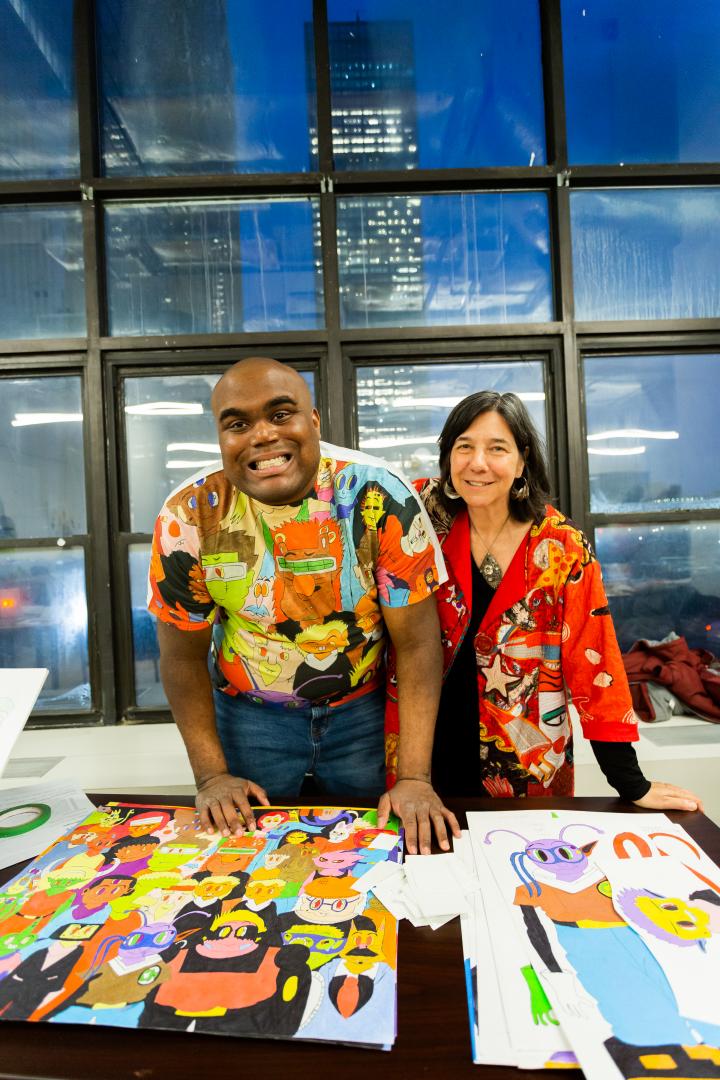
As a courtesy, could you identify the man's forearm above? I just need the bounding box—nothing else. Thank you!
[159,655,228,785]
[393,637,442,780]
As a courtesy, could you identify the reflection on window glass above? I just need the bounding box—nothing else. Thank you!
[563,0,720,165]
[129,544,166,708]
[571,188,720,321]
[97,0,316,175]
[0,0,79,179]
[125,370,315,534]
[0,376,85,538]
[0,548,90,711]
[105,199,323,335]
[0,206,86,339]
[596,522,720,654]
[338,193,552,328]
[357,361,546,477]
[327,0,545,170]
[584,353,720,514]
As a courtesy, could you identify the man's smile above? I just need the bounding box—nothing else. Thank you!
[249,454,291,473]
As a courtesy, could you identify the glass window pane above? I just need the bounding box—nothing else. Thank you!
[0,0,80,179]
[357,361,546,476]
[338,193,552,328]
[563,0,720,165]
[0,548,90,712]
[105,198,323,335]
[125,370,315,533]
[0,376,86,538]
[129,544,166,708]
[0,205,86,339]
[97,0,316,176]
[327,0,545,170]
[595,522,720,654]
[584,353,720,514]
[571,188,720,321]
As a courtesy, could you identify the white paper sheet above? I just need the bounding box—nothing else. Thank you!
[0,780,95,870]
[0,668,48,776]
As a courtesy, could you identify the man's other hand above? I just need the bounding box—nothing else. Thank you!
[196,773,270,835]
[376,779,461,855]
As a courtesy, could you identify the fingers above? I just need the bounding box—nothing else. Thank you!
[431,811,449,853]
[634,781,704,813]
[444,808,462,839]
[247,782,270,808]
[416,812,432,856]
[403,812,419,856]
[376,792,391,830]
[196,798,214,833]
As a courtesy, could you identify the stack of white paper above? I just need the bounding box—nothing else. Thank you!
[0,780,95,871]
[355,850,478,929]
[461,809,720,1079]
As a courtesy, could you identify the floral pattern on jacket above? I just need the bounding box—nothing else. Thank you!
[385,478,637,797]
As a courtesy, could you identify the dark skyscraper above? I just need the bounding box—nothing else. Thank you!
[307,18,424,323]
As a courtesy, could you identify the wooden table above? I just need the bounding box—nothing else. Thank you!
[1,795,718,1080]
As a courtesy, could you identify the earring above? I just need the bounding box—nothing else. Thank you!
[512,475,530,500]
[443,479,462,501]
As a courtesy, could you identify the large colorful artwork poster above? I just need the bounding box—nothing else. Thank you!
[0,803,401,1048]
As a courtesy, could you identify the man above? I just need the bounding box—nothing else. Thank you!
[148,357,459,854]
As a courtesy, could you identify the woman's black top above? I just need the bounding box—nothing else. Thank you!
[432,556,651,801]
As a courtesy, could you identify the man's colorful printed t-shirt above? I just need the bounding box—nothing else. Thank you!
[148,442,446,707]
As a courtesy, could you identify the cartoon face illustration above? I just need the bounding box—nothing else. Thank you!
[148,842,203,873]
[272,519,343,624]
[202,552,254,608]
[167,476,224,532]
[201,835,266,875]
[295,621,349,662]
[256,810,290,833]
[294,878,365,925]
[400,512,430,557]
[636,896,711,942]
[118,923,177,966]
[281,924,346,969]
[327,820,354,844]
[253,633,294,686]
[80,961,167,1007]
[312,850,362,876]
[193,876,236,903]
[127,811,171,838]
[614,888,714,945]
[339,918,387,974]
[246,577,272,617]
[360,488,385,531]
[196,911,267,959]
[485,823,603,896]
[245,877,284,905]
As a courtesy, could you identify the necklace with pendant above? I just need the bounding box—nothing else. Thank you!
[472,512,511,590]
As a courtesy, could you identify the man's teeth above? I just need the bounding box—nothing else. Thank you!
[254,455,289,472]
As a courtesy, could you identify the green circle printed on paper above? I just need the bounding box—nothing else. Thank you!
[0,803,52,838]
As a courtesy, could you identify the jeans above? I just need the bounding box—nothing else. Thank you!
[213,687,386,801]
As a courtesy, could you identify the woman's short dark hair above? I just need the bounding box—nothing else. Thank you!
[437,391,551,523]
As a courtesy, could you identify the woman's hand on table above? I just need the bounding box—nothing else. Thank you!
[632,780,704,813]
[377,779,461,855]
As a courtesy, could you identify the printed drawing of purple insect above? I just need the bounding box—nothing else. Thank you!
[484,824,604,897]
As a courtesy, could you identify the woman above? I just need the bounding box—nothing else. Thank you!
[386,391,703,810]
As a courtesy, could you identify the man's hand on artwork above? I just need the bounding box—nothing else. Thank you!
[196,772,270,835]
[632,780,704,814]
[377,779,461,856]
